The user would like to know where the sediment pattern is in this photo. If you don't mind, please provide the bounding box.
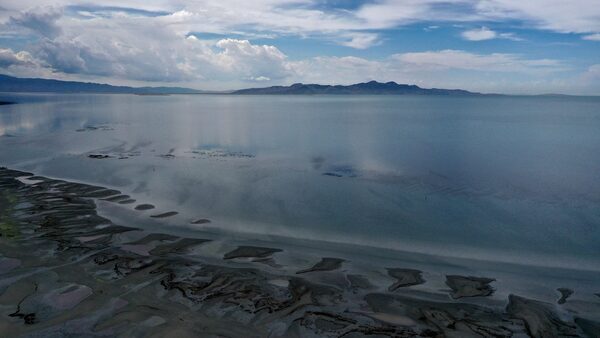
[0,167,597,337]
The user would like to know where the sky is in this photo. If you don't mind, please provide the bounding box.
[0,0,599,94]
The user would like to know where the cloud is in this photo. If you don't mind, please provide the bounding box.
[474,0,600,34]
[247,76,270,82]
[339,32,380,49]
[22,17,292,84]
[32,34,194,82]
[286,50,566,91]
[461,27,497,41]
[212,38,291,81]
[0,47,50,79]
[9,6,63,38]
[582,33,600,41]
[497,32,523,41]
[0,5,570,93]
[461,27,523,41]
[1,1,599,51]
[0,48,36,68]
[393,49,564,74]
[354,0,600,37]
[582,64,600,81]
[0,1,595,94]
[289,56,386,84]
[66,5,170,19]
[352,0,487,29]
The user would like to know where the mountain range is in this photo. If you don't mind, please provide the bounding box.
[0,74,485,96]
[232,81,482,95]
[0,74,203,94]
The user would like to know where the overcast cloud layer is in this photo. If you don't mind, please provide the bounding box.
[0,0,598,94]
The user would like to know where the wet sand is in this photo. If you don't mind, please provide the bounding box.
[0,166,599,337]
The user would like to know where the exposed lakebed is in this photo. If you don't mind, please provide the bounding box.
[0,167,599,337]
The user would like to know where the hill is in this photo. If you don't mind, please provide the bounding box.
[233,81,483,95]
[0,74,202,94]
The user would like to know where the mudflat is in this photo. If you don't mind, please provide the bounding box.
[0,167,598,337]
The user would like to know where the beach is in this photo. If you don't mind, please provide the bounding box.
[1,167,599,337]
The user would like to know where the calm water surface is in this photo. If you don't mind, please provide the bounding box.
[1,93,599,269]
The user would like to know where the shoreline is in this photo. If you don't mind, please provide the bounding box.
[7,162,598,273]
[0,166,599,336]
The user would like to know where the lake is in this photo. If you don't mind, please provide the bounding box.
[1,93,599,270]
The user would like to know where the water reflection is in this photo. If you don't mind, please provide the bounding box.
[1,93,599,268]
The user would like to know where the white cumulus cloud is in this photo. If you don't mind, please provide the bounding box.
[461,27,523,41]
[0,48,36,68]
[339,32,380,49]
[462,27,497,41]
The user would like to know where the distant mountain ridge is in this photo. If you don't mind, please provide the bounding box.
[0,74,203,94]
[0,74,487,96]
[232,81,484,95]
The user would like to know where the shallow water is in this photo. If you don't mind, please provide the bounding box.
[1,93,599,270]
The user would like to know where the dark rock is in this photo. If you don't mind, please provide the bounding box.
[102,195,131,202]
[296,258,344,274]
[114,257,156,277]
[387,268,425,291]
[118,199,136,204]
[150,238,211,256]
[292,310,415,337]
[127,233,179,245]
[557,287,574,304]
[223,246,282,260]
[190,218,211,224]
[150,211,178,218]
[506,294,578,338]
[366,293,521,337]
[83,189,121,198]
[445,275,495,298]
[88,154,112,159]
[134,204,155,211]
[347,274,373,290]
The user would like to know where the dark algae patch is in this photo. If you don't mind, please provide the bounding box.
[296,257,344,274]
[223,246,282,259]
[0,190,20,238]
[150,211,178,218]
[134,204,155,211]
[88,154,113,159]
[557,287,574,304]
[445,275,495,298]
[386,268,425,291]
[191,218,211,224]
